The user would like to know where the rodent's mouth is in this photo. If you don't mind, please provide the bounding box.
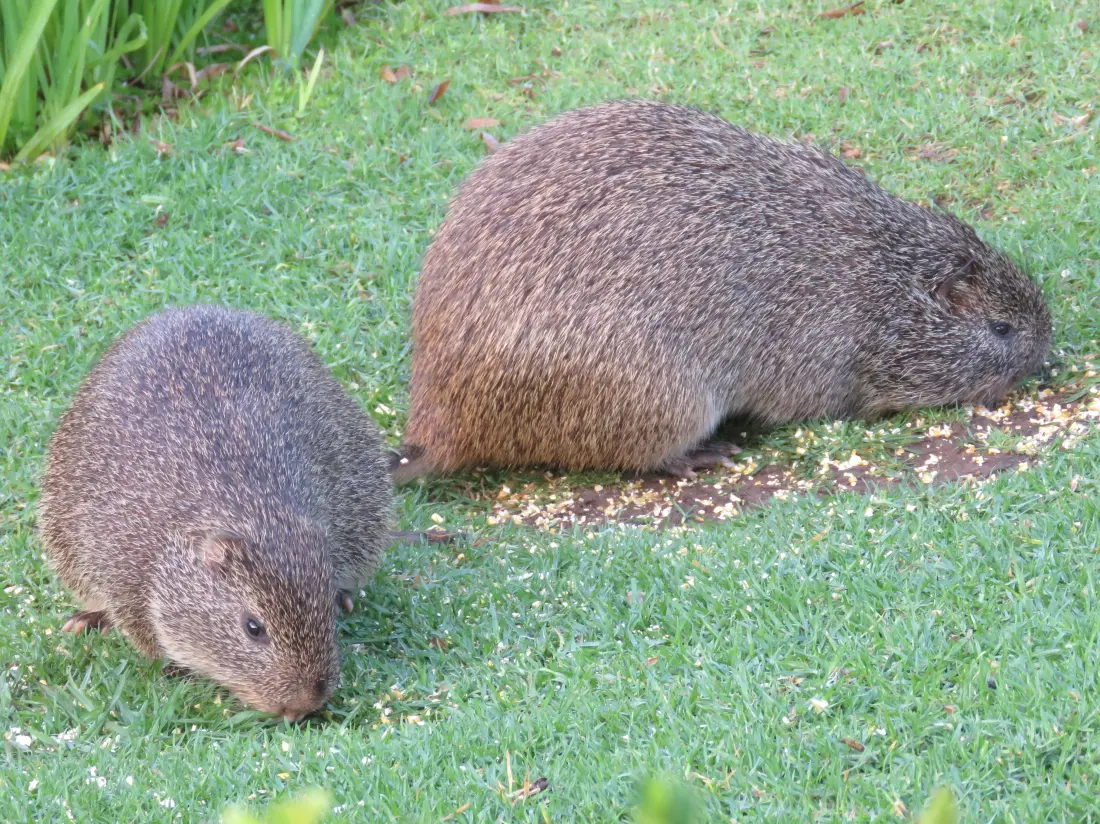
[241,691,329,722]
[970,378,1014,411]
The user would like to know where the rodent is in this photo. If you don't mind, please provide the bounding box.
[395,99,1052,481]
[38,305,392,720]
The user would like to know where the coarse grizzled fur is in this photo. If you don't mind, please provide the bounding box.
[39,305,392,718]
[396,99,1052,480]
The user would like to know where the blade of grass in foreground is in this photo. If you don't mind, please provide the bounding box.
[167,0,236,68]
[262,0,334,66]
[13,82,104,163]
[0,0,61,155]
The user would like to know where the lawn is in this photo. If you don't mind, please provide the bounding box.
[2,0,1099,820]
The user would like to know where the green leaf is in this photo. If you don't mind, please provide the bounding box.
[0,0,61,154]
[167,0,237,68]
[221,789,332,824]
[296,46,324,116]
[918,788,961,824]
[221,809,263,824]
[287,0,331,64]
[13,82,104,163]
[632,777,700,824]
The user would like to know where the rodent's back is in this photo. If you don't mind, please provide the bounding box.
[415,101,917,335]
[45,307,328,529]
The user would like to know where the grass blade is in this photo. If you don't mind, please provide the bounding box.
[167,0,237,67]
[13,81,104,163]
[262,0,286,58]
[288,0,333,63]
[296,46,324,116]
[0,0,62,154]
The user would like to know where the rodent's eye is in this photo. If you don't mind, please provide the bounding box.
[243,617,266,640]
[990,322,1014,337]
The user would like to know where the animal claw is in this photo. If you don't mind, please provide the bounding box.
[62,610,112,634]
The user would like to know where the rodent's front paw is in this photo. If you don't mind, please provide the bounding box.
[61,610,112,635]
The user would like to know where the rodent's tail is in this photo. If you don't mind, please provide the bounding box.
[389,444,431,485]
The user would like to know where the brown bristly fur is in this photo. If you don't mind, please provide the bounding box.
[398,99,1052,481]
[39,305,392,718]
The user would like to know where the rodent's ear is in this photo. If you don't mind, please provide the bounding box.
[932,257,979,316]
[191,529,248,571]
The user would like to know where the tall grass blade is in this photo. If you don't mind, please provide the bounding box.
[0,0,61,155]
[262,0,286,58]
[13,82,104,163]
[296,45,323,116]
[262,0,334,65]
[288,0,333,64]
[167,0,236,67]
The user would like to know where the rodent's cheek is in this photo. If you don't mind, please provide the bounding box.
[228,683,283,716]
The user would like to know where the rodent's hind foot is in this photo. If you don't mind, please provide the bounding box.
[659,440,743,480]
[336,589,355,615]
[62,610,112,635]
[696,440,743,459]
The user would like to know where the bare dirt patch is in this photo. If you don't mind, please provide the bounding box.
[477,387,1099,531]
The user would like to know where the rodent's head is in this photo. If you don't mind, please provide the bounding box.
[150,524,340,721]
[865,220,1052,414]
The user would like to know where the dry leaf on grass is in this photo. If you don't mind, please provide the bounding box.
[464,117,500,129]
[1052,112,1090,127]
[444,3,522,15]
[0,162,10,172]
[841,738,865,752]
[196,43,248,55]
[382,65,411,82]
[154,212,170,227]
[506,777,549,802]
[481,131,501,152]
[252,122,297,142]
[820,1,865,18]
[440,803,471,821]
[838,86,850,103]
[150,139,174,155]
[838,142,862,158]
[235,45,273,77]
[910,142,958,163]
[162,76,183,102]
[427,80,450,104]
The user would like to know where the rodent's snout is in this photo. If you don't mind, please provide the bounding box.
[276,677,334,723]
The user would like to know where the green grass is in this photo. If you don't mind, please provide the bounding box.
[2,0,1099,820]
